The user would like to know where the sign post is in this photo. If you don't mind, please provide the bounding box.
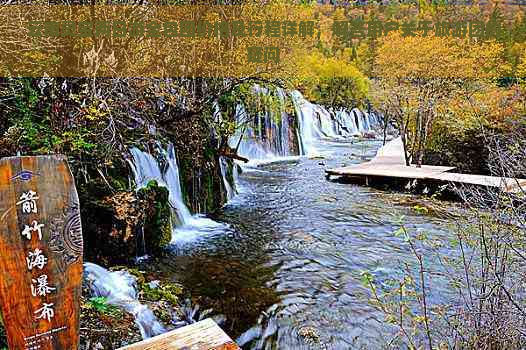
[0,155,83,350]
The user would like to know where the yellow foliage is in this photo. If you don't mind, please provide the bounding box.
[296,50,369,107]
[376,32,504,78]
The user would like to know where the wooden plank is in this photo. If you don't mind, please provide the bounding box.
[0,156,83,350]
[326,163,526,193]
[326,164,456,179]
[326,137,526,193]
[117,318,240,350]
[435,172,526,193]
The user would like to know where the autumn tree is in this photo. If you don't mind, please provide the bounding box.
[372,32,504,167]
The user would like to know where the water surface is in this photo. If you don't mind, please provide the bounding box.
[159,138,456,349]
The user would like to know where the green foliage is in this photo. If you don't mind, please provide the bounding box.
[3,79,100,157]
[412,204,430,215]
[114,267,183,307]
[85,297,122,317]
[141,282,183,306]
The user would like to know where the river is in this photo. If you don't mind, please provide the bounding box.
[155,137,456,349]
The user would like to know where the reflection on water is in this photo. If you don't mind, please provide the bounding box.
[157,138,456,349]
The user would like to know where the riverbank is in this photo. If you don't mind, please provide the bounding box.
[79,262,187,349]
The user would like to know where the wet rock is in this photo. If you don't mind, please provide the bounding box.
[298,326,321,344]
[137,181,172,254]
[148,280,161,289]
[362,131,376,139]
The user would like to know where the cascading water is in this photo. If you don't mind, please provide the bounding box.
[334,109,360,136]
[219,156,236,202]
[290,90,329,157]
[83,262,166,339]
[230,88,383,163]
[129,144,192,226]
[129,143,225,245]
[230,87,299,162]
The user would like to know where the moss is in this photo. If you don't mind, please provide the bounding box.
[108,267,183,307]
[79,294,142,349]
[83,297,123,318]
[138,180,172,253]
[166,114,227,215]
[141,281,183,306]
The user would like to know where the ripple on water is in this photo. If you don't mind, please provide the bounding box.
[160,140,462,349]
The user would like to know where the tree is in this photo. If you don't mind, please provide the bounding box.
[372,32,504,167]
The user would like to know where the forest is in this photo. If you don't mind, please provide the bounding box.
[0,1,525,349]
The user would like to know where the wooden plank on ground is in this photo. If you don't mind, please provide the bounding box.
[0,155,83,350]
[326,163,526,193]
[326,164,456,179]
[117,318,241,350]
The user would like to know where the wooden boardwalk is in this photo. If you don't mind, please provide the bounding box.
[326,138,526,194]
[117,318,240,350]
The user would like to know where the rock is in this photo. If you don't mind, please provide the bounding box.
[362,131,376,139]
[148,280,161,289]
[298,326,321,344]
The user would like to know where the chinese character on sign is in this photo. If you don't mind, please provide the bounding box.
[34,303,54,322]
[26,248,48,270]
[31,275,56,297]
[16,190,39,214]
[21,220,44,241]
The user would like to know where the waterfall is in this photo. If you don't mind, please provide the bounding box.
[334,109,359,136]
[129,143,191,226]
[290,90,344,156]
[232,105,280,161]
[129,143,225,245]
[291,90,383,155]
[290,90,323,157]
[219,156,236,202]
[83,262,166,339]
[230,87,300,162]
[230,88,383,163]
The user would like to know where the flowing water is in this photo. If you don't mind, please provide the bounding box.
[129,143,227,247]
[156,137,456,349]
[123,90,455,348]
[83,263,166,339]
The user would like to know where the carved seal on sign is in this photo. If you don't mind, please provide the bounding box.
[10,170,40,182]
[49,204,83,266]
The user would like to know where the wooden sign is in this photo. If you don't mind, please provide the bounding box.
[0,156,83,350]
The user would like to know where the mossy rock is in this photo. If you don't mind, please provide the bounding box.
[138,180,172,253]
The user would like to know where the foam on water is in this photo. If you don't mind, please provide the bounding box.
[83,262,166,339]
[129,144,227,246]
